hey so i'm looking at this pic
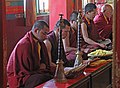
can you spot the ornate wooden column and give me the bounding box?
[113,0,120,87]
[26,0,36,26]
[0,0,7,88]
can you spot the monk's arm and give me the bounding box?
[81,23,106,48]
[62,32,77,52]
[44,39,56,67]
[16,43,34,72]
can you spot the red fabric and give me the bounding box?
[8,76,18,88]
[82,16,100,42]
[7,31,50,87]
[69,28,77,48]
[81,16,100,53]
[66,28,77,61]
[66,50,76,61]
[94,12,112,39]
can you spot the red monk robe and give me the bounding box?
[94,12,112,39]
[7,31,53,88]
[65,27,77,61]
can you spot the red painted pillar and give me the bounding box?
[0,0,7,88]
[49,0,82,30]
[49,0,67,30]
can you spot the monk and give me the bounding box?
[44,19,74,67]
[81,3,107,54]
[68,10,78,48]
[94,4,113,40]
[62,11,78,61]
[63,11,78,60]
[7,20,53,88]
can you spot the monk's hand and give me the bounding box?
[98,43,107,48]
[50,62,56,67]
[40,63,46,70]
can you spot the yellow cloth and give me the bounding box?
[33,38,41,60]
[38,42,41,60]
[103,14,109,24]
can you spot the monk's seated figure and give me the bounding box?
[7,20,53,88]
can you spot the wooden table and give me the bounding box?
[35,61,112,88]
[85,61,112,88]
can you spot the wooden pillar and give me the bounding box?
[67,0,74,20]
[0,0,7,88]
[113,0,120,87]
[26,0,36,26]
[75,0,82,11]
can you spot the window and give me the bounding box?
[36,0,49,15]
[82,0,88,9]
[24,0,26,18]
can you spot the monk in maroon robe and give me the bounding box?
[44,19,74,67]
[63,11,78,61]
[7,20,53,88]
[94,4,113,40]
[81,3,106,54]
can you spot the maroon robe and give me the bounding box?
[69,27,77,48]
[7,31,52,87]
[81,16,100,53]
[65,27,77,61]
[48,31,74,66]
[94,12,112,39]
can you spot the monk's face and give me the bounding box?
[38,26,49,41]
[62,25,70,39]
[70,20,77,30]
[86,9,97,20]
[104,6,113,18]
